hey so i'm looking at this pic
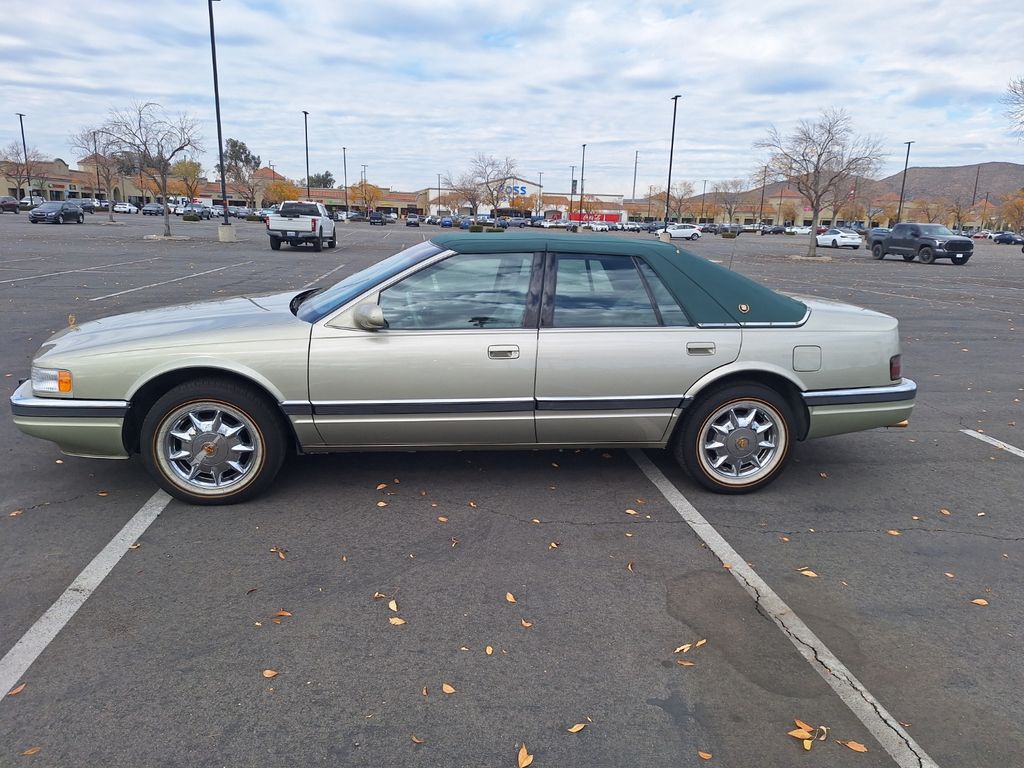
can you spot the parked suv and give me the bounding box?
[182,203,212,220]
[0,195,19,213]
[368,211,385,226]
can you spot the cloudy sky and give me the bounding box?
[2,0,1022,196]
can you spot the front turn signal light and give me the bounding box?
[31,367,73,395]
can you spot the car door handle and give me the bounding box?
[686,341,716,355]
[488,345,520,359]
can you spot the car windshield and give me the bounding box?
[295,241,443,323]
[36,203,60,211]
[280,203,320,217]
[919,224,954,236]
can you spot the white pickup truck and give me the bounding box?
[266,200,336,252]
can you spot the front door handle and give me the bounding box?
[686,341,716,355]
[488,345,520,359]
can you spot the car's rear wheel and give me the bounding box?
[918,247,935,264]
[328,235,336,248]
[950,254,970,265]
[312,231,323,252]
[674,384,794,494]
[902,253,915,261]
[140,379,287,505]
[872,243,885,259]
[269,237,281,251]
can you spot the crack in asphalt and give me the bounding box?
[17,494,86,512]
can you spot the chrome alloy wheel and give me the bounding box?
[696,398,787,485]
[156,401,263,493]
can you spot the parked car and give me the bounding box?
[28,201,85,224]
[0,195,20,213]
[142,203,165,216]
[459,217,472,229]
[211,205,225,217]
[235,207,253,218]
[971,230,991,239]
[73,198,97,213]
[95,200,112,211]
[20,195,45,207]
[182,203,212,220]
[10,232,917,504]
[369,211,385,226]
[623,221,642,232]
[870,223,973,264]
[992,231,1024,245]
[701,223,720,234]
[440,216,453,228]
[406,214,421,227]
[113,202,138,214]
[815,228,863,249]
[508,217,528,228]
[761,225,785,235]
[587,221,611,232]
[655,223,701,240]
[789,226,812,235]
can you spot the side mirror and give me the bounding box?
[353,302,386,330]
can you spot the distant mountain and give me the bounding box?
[872,162,1024,204]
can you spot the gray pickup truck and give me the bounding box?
[868,223,973,265]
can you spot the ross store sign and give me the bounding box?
[502,185,528,196]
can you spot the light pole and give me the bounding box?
[537,171,543,216]
[569,164,576,222]
[437,173,441,216]
[302,110,310,199]
[895,140,914,224]
[16,112,31,202]
[757,166,768,225]
[631,150,638,201]
[578,143,587,225]
[664,94,681,225]
[361,164,367,212]
[699,179,707,223]
[206,0,232,231]
[342,148,349,216]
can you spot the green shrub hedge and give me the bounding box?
[469,225,484,232]
[182,213,201,222]
[245,215,263,222]
[721,232,738,239]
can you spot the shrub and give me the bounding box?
[784,231,795,235]
[469,225,484,232]
[245,215,262,222]
[721,232,738,239]
[484,227,505,233]
[182,213,201,222]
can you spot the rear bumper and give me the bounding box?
[801,378,916,439]
[10,381,130,459]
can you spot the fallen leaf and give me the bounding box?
[674,644,692,654]
[794,719,813,731]
[940,508,951,516]
[803,739,813,751]
[436,515,449,523]
[271,618,282,624]
[372,591,387,599]
[340,555,348,562]
[441,683,456,694]
[376,501,388,508]
[819,472,828,479]
[676,660,696,667]
[506,592,517,603]
[551,462,559,468]
[450,537,459,547]
[274,610,292,617]
[270,546,286,560]
[388,599,398,612]
[410,734,424,744]
[944,572,955,578]
[779,535,790,542]
[624,532,634,538]
[97,491,109,497]
[517,743,534,768]
[128,543,142,550]
[698,751,712,760]
[548,541,559,550]
[695,638,707,648]
[798,569,818,578]
[837,740,869,753]
[912,515,922,521]
[625,508,638,516]
[971,598,989,606]
[468,501,478,508]
[485,645,494,656]
[788,728,813,739]
[422,686,428,696]
[262,669,278,678]
[626,560,635,573]
[8,510,22,517]
[7,683,26,697]
[20,747,41,756]
[520,618,533,628]
[389,616,407,625]
[886,530,901,536]
[567,723,587,733]
[459,646,469,651]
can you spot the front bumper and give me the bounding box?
[801,378,916,439]
[10,380,130,459]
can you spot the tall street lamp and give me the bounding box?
[578,143,587,225]
[16,112,32,201]
[569,164,576,222]
[342,147,349,216]
[537,171,543,216]
[699,179,707,223]
[631,150,638,201]
[437,173,441,216]
[206,0,232,233]
[302,110,310,199]
[895,140,914,224]
[664,94,681,225]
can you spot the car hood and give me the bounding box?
[34,291,311,363]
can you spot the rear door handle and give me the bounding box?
[686,341,716,355]
[488,345,520,359]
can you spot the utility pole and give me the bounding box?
[437,172,441,216]
[895,140,914,223]
[699,179,707,223]
[16,112,32,201]
[537,171,543,216]
[569,164,576,222]
[664,94,681,224]
[302,110,310,199]
[970,165,980,207]
[342,147,349,216]
[92,131,100,199]
[631,150,638,201]
[757,166,767,225]
[578,144,586,224]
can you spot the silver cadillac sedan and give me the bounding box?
[11,233,916,504]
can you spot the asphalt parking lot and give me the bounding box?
[1,213,1021,767]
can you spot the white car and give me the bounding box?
[586,221,610,232]
[113,202,138,214]
[540,219,566,228]
[655,223,701,240]
[790,226,812,235]
[816,228,862,249]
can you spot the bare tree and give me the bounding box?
[756,108,883,257]
[1,141,47,202]
[69,128,122,221]
[945,195,971,230]
[469,153,517,214]
[909,198,944,223]
[103,102,203,236]
[443,171,483,215]
[1004,75,1024,137]
[712,179,746,225]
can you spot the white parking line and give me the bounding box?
[0,490,171,701]
[628,450,939,768]
[0,257,160,285]
[960,429,1024,459]
[89,261,253,301]
[301,263,346,289]
[382,231,391,240]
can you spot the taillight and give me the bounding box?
[890,354,902,381]
[311,217,318,231]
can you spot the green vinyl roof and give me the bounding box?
[428,232,807,326]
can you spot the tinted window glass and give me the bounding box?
[637,262,689,326]
[380,253,533,330]
[280,203,320,217]
[552,255,657,327]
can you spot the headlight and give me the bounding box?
[32,367,73,394]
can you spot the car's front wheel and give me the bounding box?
[77,214,84,224]
[140,379,287,505]
[675,383,794,494]
[918,247,935,264]
[831,239,839,248]
[872,243,885,259]
[690,233,699,240]
[57,214,64,224]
